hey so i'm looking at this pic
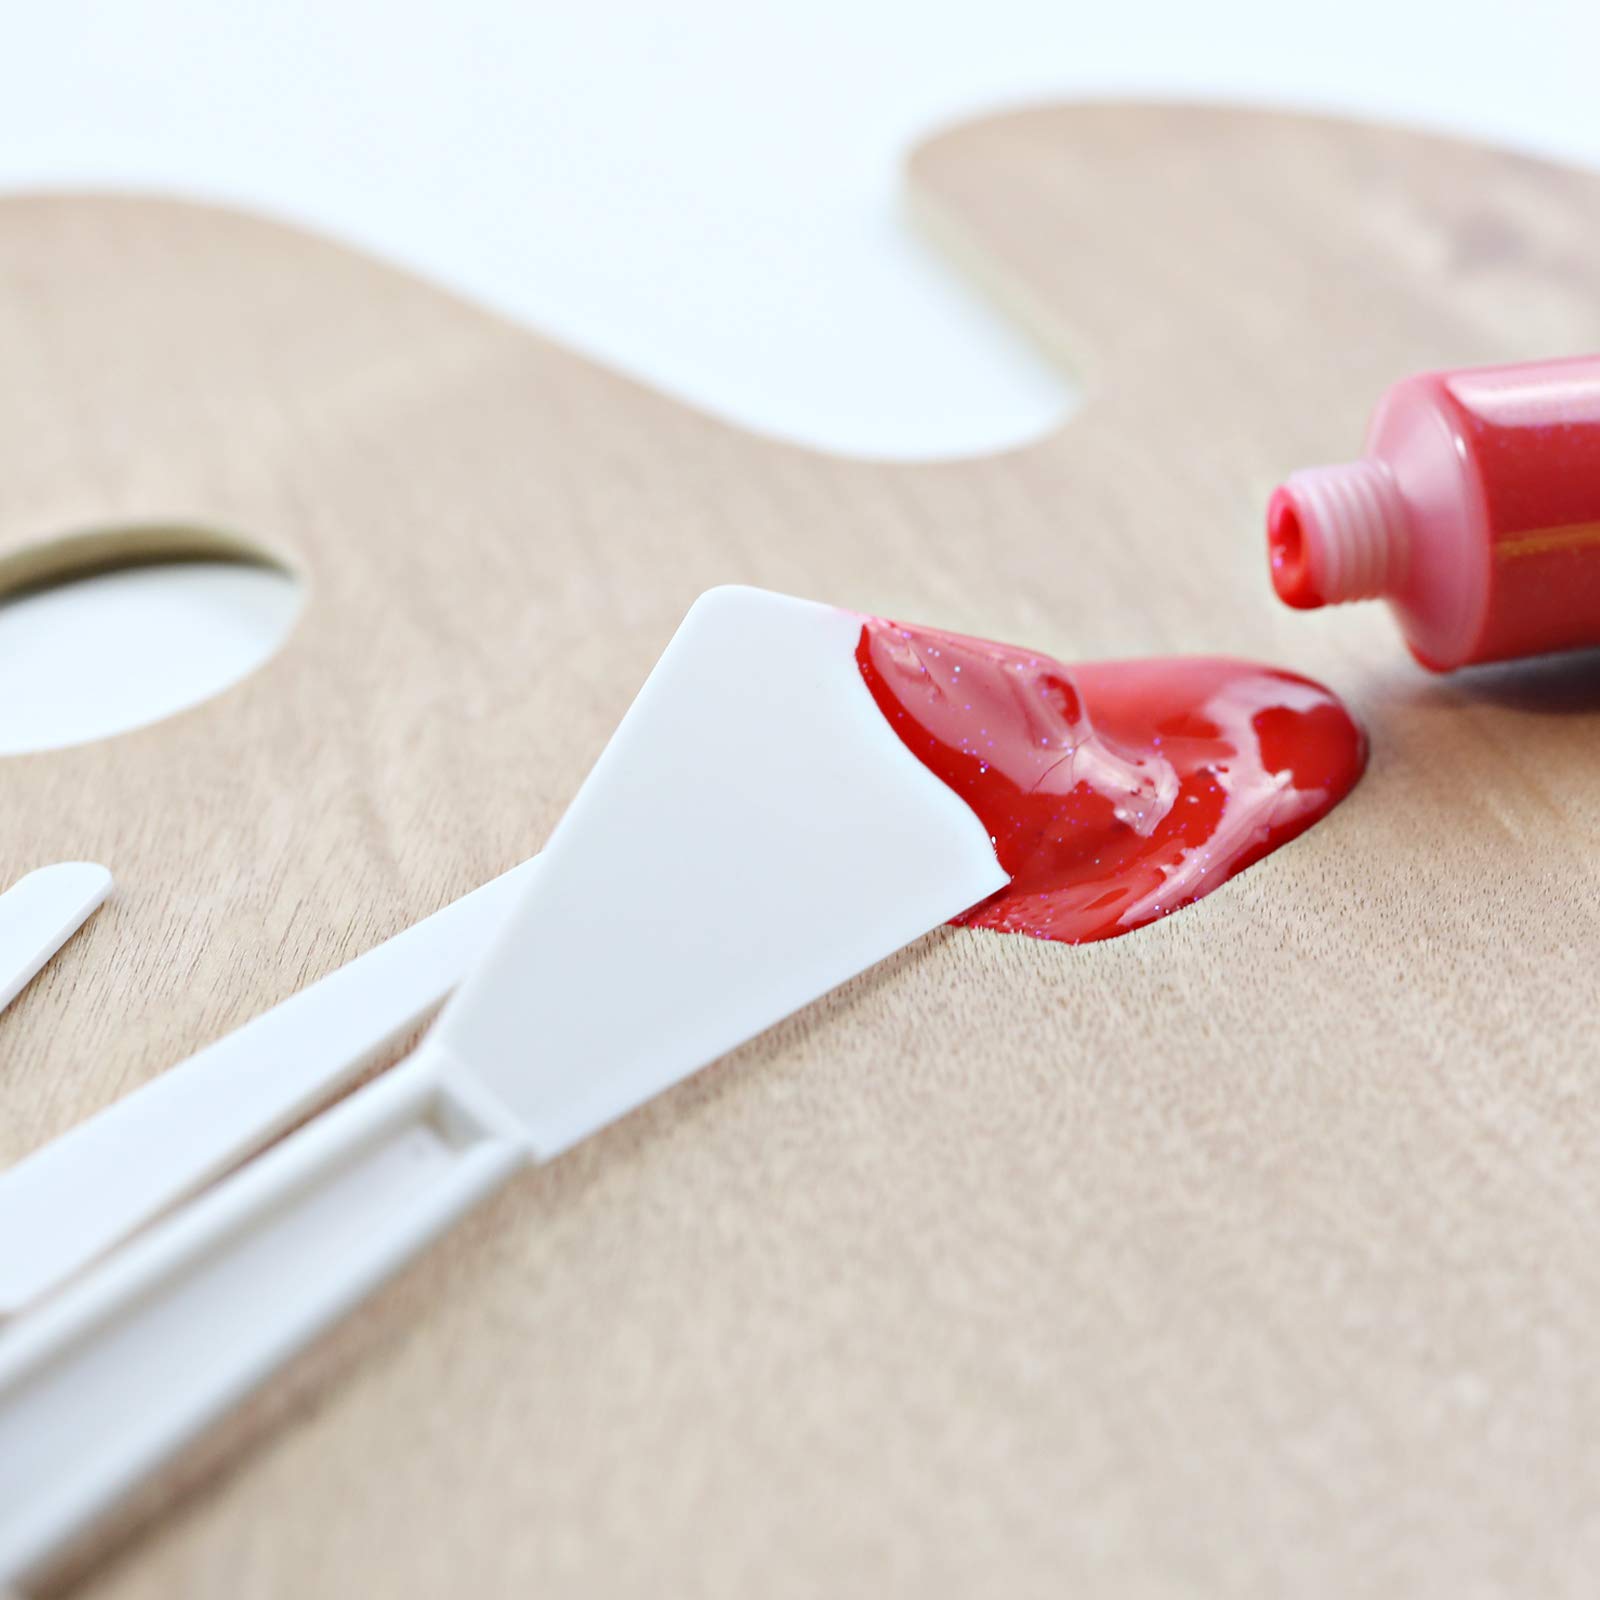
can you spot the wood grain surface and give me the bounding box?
[4,102,1600,1598]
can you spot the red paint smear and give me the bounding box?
[855,619,1366,944]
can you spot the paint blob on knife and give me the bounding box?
[856,618,1365,944]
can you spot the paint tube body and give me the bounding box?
[1268,354,1600,670]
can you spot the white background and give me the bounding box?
[0,0,1595,750]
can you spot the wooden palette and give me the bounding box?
[5,102,1600,1596]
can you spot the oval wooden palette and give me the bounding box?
[5,103,1600,1596]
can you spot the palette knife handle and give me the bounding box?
[0,1045,528,1590]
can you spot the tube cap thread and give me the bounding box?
[1270,459,1409,608]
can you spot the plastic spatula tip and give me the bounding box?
[0,863,113,1016]
[435,585,1008,1152]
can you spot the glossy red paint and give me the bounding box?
[856,619,1365,944]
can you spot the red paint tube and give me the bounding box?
[1268,354,1600,670]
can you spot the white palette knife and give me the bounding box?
[0,586,1006,1586]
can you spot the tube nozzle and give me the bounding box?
[1268,459,1409,609]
